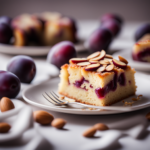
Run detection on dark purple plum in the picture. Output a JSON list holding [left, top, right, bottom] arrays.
[[0, 23, 13, 44], [135, 23, 150, 41], [47, 41, 77, 69], [0, 71, 20, 98], [0, 16, 12, 27], [7, 55, 36, 83], [86, 27, 113, 53], [101, 19, 121, 37], [101, 13, 123, 25]]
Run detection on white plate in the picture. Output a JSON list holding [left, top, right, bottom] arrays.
[[113, 50, 150, 71], [22, 73, 150, 115], [0, 41, 85, 56]]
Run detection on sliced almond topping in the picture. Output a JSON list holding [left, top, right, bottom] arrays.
[[97, 66, 106, 72], [77, 62, 90, 66], [87, 52, 101, 60], [70, 58, 87, 63], [118, 56, 128, 64], [106, 65, 114, 71], [90, 50, 106, 61], [104, 58, 113, 62], [89, 60, 100, 64], [105, 54, 113, 59], [100, 59, 110, 65], [85, 63, 100, 71], [112, 59, 127, 69]]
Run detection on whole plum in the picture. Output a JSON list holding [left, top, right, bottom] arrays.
[[0, 16, 12, 27], [0, 23, 13, 44], [101, 19, 121, 37], [47, 41, 77, 69], [0, 71, 20, 98], [86, 27, 113, 53], [101, 13, 123, 25], [135, 23, 150, 41], [7, 55, 36, 83]]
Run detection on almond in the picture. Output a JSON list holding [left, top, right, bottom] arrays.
[[112, 59, 127, 69], [33, 110, 54, 125], [146, 112, 150, 120], [93, 123, 109, 131], [87, 52, 101, 60], [100, 59, 110, 65], [118, 56, 128, 64], [0, 97, 15, 112], [51, 118, 66, 129], [97, 66, 106, 72], [77, 62, 90, 66], [0, 123, 11, 133], [85, 63, 100, 71], [105, 54, 113, 59], [83, 127, 97, 137], [70, 58, 87, 63], [90, 50, 106, 61], [106, 65, 114, 71], [89, 60, 100, 64]]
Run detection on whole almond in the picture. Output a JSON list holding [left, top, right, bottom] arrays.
[[83, 127, 97, 137], [51, 118, 66, 129], [0, 123, 11, 133], [33, 110, 54, 125], [146, 112, 150, 120], [93, 123, 109, 131], [0, 97, 15, 112]]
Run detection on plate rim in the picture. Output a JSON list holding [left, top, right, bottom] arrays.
[[22, 73, 150, 115]]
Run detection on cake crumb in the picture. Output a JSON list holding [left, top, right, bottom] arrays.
[[122, 100, 125, 103], [88, 108, 97, 110], [132, 98, 138, 101], [124, 101, 134, 106]]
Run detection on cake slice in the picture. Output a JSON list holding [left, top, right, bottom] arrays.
[[132, 39, 150, 62], [58, 50, 136, 106]]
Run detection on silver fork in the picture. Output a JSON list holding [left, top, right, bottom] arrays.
[[42, 91, 148, 111]]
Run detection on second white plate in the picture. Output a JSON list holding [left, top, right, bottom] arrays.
[[113, 50, 150, 71], [22, 73, 150, 115]]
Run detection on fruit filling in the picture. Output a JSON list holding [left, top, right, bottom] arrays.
[[132, 48, 150, 62]]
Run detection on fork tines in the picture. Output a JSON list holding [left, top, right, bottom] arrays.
[[43, 91, 65, 105]]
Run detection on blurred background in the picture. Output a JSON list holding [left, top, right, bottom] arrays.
[[0, 0, 150, 21]]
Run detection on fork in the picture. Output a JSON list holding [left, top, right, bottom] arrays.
[[42, 91, 148, 111]]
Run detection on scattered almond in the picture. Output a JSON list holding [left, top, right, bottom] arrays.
[[97, 66, 106, 72], [0, 97, 15, 112], [146, 112, 150, 120], [83, 127, 97, 137], [105, 54, 113, 59], [87, 52, 100, 60], [118, 56, 128, 64], [51, 118, 66, 129], [106, 65, 114, 71], [77, 62, 90, 66], [112, 59, 127, 69], [0, 123, 11, 133], [33, 110, 54, 125], [100, 59, 110, 65], [85, 63, 100, 71], [93, 123, 109, 131]]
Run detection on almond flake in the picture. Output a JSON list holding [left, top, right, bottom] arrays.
[[70, 58, 87, 63], [77, 62, 90, 66], [112, 59, 127, 69], [89, 60, 100, 64], [118, 56, 128, 64], [87, 52, 101, 60], [106, 65, 114, 71], [90, 50, 106, 61], [105, 54, 113, 59], [97, 66, 106, 72], [85, 63, 100, 71], [100, 59, 110, 65]]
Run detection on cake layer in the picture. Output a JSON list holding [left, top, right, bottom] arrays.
[[59, 64, 136, 106]]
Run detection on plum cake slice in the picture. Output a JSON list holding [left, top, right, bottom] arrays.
[[58, 50, 136, 106]]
